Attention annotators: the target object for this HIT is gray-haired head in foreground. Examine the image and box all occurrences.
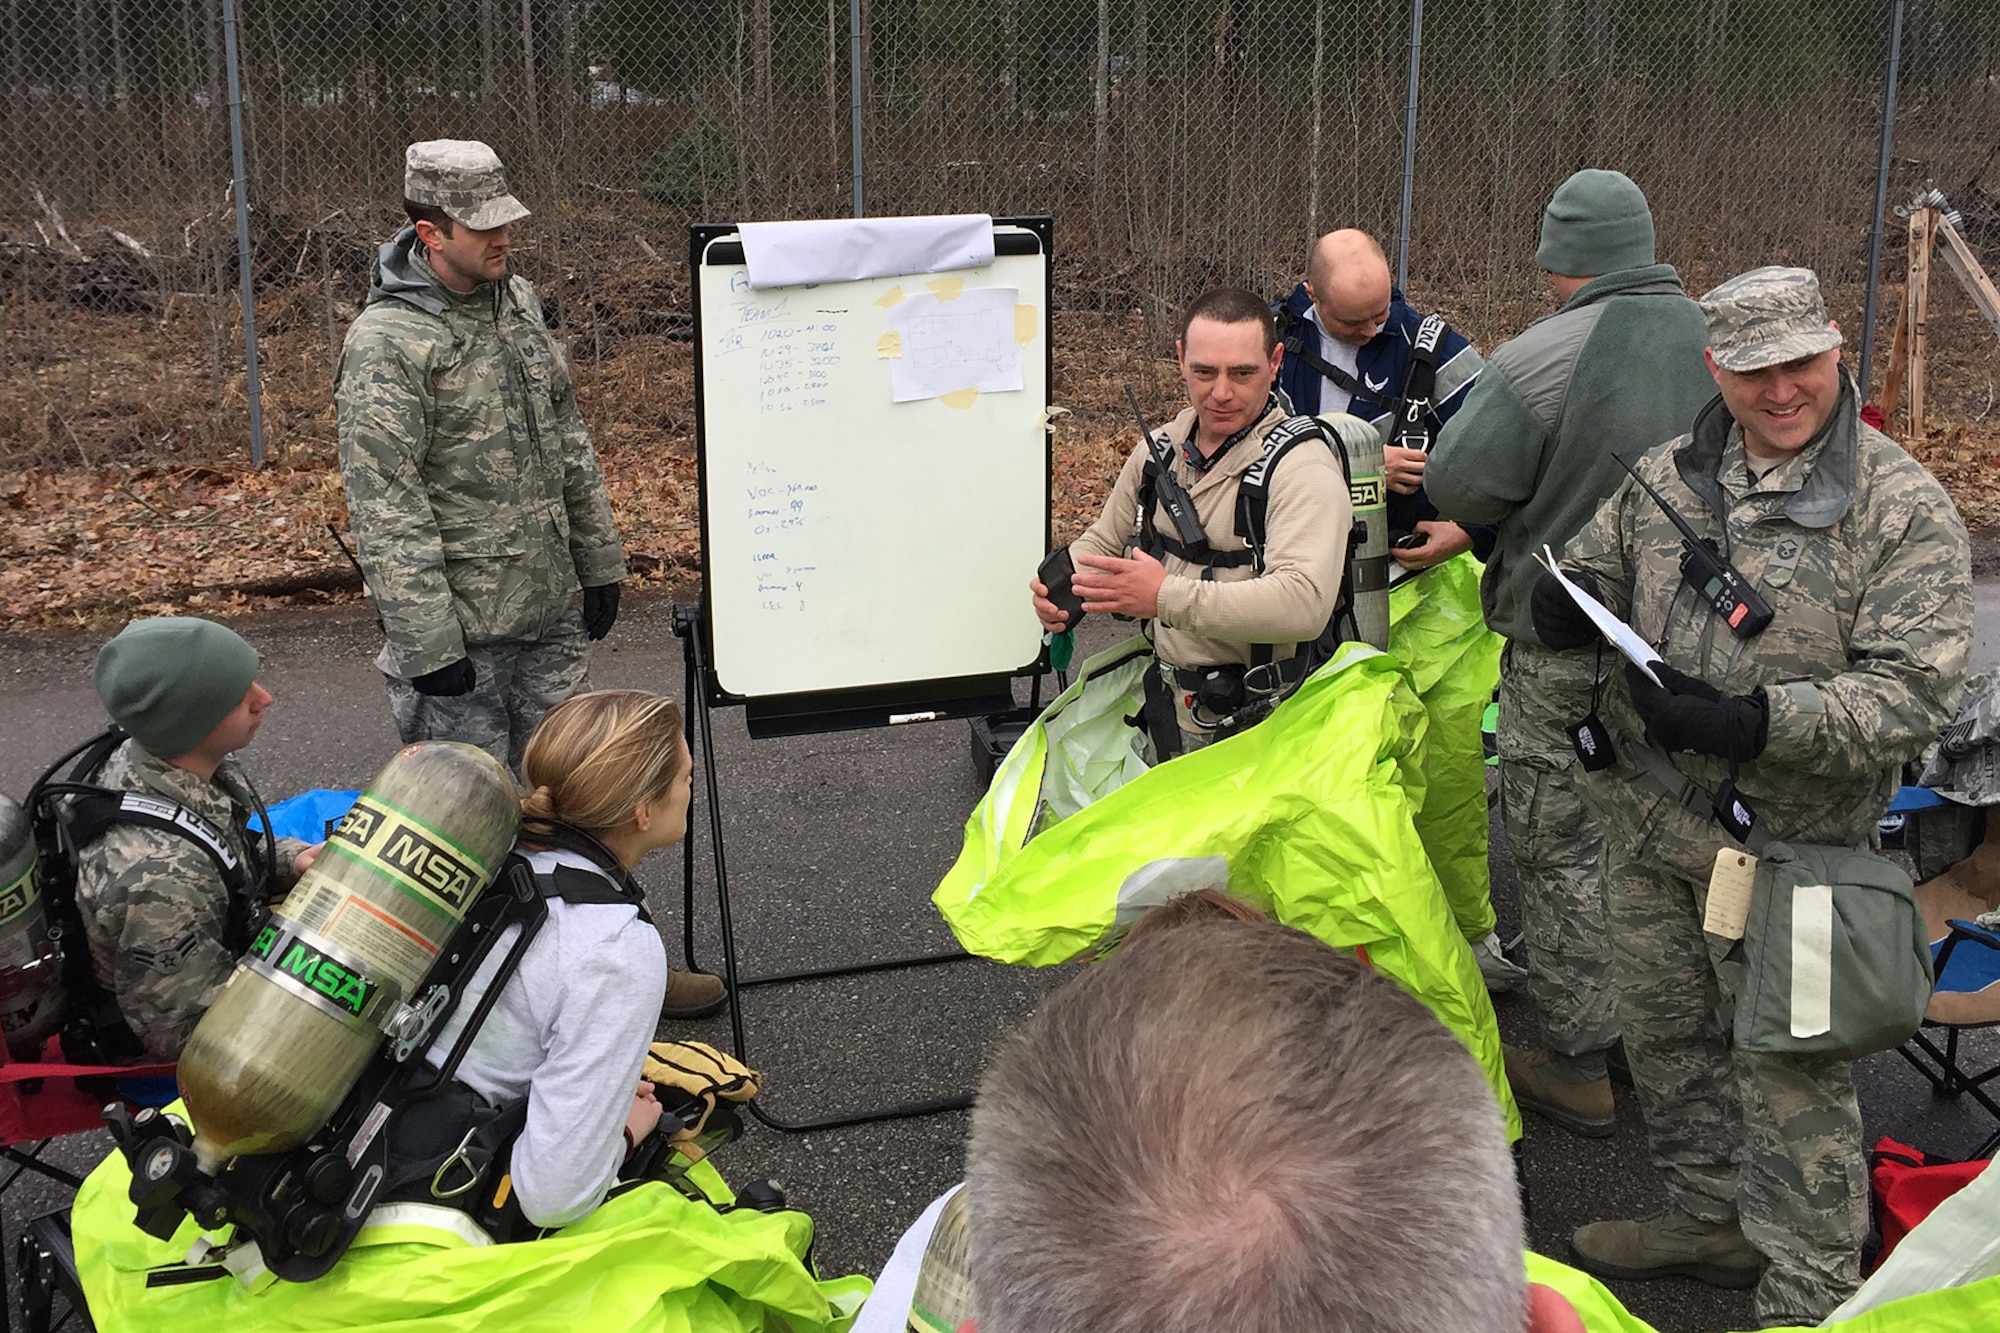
[1700,266,1842,373]
[965,918,1525,1333]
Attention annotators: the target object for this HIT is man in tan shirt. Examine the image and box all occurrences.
[1029,287,1354,754]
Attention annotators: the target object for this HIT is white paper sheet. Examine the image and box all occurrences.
[738,214,995,288]
[1538,545,1663,685]
[884,286,1023,403]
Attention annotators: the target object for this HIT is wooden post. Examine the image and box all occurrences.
[1905,206,1936,441]
[1936,214,2000,343]
[1879,301,1909,421]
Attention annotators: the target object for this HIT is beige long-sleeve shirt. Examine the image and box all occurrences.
[1071,402,1352,671]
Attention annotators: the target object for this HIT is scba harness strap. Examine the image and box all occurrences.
[1137,411,1365,743]
[25,725,276,1063]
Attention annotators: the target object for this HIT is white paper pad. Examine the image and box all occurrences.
[739,214,995,288]
[884,287,1023,403]
[1538,545,1663,685]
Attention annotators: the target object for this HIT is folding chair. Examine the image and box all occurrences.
[0,1036,174,1333]
[1900,828,2000,1159]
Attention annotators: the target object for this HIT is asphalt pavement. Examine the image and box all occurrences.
[3,588,1999,1331]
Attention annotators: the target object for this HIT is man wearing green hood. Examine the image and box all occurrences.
[1428,170,1715,1138]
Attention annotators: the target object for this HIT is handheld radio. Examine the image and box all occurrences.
[1612,455,1773,639]
[1126,385,1209,549]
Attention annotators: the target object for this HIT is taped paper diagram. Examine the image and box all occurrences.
[884,286,1024,404]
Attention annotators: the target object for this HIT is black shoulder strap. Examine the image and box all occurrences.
[37,785,249,894]
[540,864,656,927]
[1278,306,1369,401]
[1391,312,1450,451]
[1235,414,1336,575]
[1232,414,1363,669]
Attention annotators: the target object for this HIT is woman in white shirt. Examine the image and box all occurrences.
[430,689,690,1228]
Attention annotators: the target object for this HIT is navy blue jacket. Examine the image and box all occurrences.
[1274,284,1491,558]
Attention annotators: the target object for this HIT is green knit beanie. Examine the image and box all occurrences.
[1535,169,1656,277]
[94,617,259,759]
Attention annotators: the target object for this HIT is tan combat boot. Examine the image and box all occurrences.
[1570,1209,1763,1289]
[661,967,728,1019]
[1503,1043,1614,1138]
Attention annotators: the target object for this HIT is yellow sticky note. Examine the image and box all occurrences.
[876,331,902,358]
[939,387,980,409]
[1014,304,1039,346]
[873,285,905,308]
[1704,849,1758,940]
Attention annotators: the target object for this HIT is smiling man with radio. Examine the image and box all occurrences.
[1534,266,1973,1326]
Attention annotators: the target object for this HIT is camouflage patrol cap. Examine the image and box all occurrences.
[1700,266,1842,372]
[404,139,530,230]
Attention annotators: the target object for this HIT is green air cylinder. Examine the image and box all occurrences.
[0,795,64,1060]
[1324,412,1390,650]
[177,741,519,1174]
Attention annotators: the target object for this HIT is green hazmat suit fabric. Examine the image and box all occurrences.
[73,1135,870,1333]
[1390,553,1503,942]
[1524,1252,2000,1332]
[933,638,1520,1140]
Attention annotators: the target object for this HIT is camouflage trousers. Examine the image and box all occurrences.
[1600,803,1866,1326]
[1496,639,1621,1070]
[380,613,591,774]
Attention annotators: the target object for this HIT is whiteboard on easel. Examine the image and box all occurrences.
[690,218,1051,705]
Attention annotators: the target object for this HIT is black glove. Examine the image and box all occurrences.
[410,658,476,697]
[582,582,621,641]
[1530,569,1602,651]
[1624,662,1768,761]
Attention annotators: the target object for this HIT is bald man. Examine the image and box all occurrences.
[1275,230,1486,573]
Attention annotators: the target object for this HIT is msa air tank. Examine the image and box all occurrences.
[1325,412,1390,651]
[177,741,519,1174]
[0,795,64,1060]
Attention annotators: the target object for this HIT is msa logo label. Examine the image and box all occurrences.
[0,861,38,927]
[330,796,485,918]
[255,929,378,1020]
[1351,478,1384,508]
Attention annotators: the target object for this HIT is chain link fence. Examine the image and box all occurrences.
[2,0,1996,469]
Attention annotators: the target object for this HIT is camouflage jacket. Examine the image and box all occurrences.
[335,229,626,677]
[1566,377,1972,848]
[74,739,307,1061]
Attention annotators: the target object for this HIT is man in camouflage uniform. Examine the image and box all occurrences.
[1429,170,1716,1135]
[336,140,626,774]
[1538,268,1972,1323]
[79,618,312,1061]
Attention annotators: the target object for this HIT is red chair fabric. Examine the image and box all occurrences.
[0,1034,173,1146]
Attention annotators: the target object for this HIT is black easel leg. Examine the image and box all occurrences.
[671,604,975,1132]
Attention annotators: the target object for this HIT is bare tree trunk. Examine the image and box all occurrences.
[520,0,541,151]
[731,1,750,213]
[1541,0,1566,123]
[1128,0,1147,250]
[481,0,499,107]
[109,0,130,109]
[754,0,772,117]
[1309,0,1324,238]
[558,0,577,158]
[827,0,839,189]
[1093,0,1109,268]
[73,0,94,112]
[6,0,25,179]
[998,0,1016,122]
